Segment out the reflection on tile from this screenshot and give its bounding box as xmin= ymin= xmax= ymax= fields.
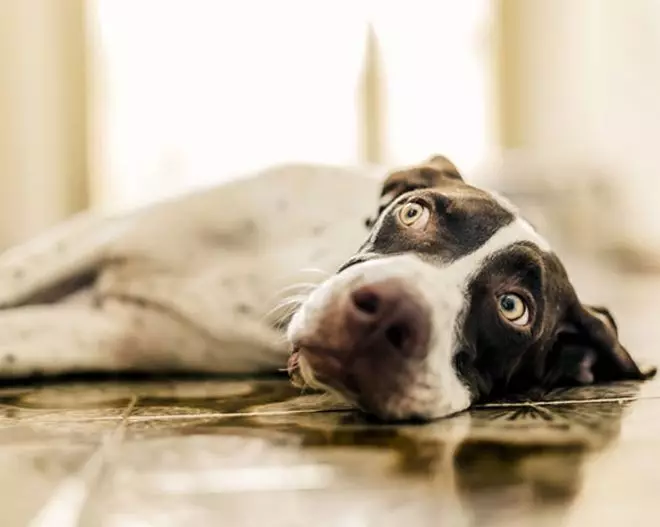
xmin=15 ymin=379 xmax=258 ymax=410
xmin=0 ymin=420 xmax=119 ymax=449
xmin=0 ymin=374 xmax=637 ymax=526
xmin=0 ymin=372 xmax=656 ymax=526
xmin=532 ymin=380 xmax=651 ymax=402
xmin=542 ymin=377 xmax=660 ymax=402
xmin=66 ymin=385 xmax=658 ymax=527
xmin=0 ymin=446 xmax=97 ymax=527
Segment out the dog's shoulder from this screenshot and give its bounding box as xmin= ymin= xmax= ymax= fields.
xmin=105 ymin=162 xmax=387 ymax=267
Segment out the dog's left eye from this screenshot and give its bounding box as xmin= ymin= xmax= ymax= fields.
xmin=398 ymin=202 xmax=430 ymax=228
xmin=497 ymin=293 xmax=529 ymax=326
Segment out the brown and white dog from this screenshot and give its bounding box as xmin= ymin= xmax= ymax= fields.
xmin=0 ymin=155 xmax=654 ymax=421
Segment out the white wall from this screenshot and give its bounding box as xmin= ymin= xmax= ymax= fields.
xmin=87 ymin=0 xmax=370 ymax=212
xmin=500 ymin=0 xmax=660 ymax=248
xmin=372 ymin=1 xmax=497 ymax=176
xmin=88 ymin=0 xmax=496 ymax=212
xmin=0 ymin=0 xmax=87 ymax=247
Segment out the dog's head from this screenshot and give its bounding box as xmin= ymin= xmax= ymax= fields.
xmin=287 ymin=155 xmax=656 ymax=421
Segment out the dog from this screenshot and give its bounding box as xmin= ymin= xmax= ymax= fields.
xmin=0 ymin=155 xmax=654 ymax=421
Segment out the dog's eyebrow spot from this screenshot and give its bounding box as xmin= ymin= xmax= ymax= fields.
xmin=3 ymin=354 xmax=15 ymax=364
xmin=201 ymin=220 xmax=258 ymax=249
xmin=11 ymin=268 xmax=24 ymax=280
xmin=312 ymin=225 xmax=326 ymax=236
xmin=235 ymin=303 xmax=252 ymax=315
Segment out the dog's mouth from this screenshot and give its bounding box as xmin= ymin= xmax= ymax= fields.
xmin=287 ymin=348 xmax=305 ymax=387
xmin=287 ymin=346 xmax=350 ymax=393
xmin=288 ymin=344 xmax=372 ymax=419
xmin=288 ymin=342 xmax=431 ymax=422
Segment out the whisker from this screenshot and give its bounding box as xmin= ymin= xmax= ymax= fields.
xmin=272 ymin=282 xmax=318 ymax=297
xmin=297 ymin=267 xmax=330 ymax=277
xmin=262 ymin=282 xmax=318 ymax=311
xmin=270 ymin=310 xmax=300 ymax=332
xmin=271 ymin=332 xmax=291 ymax=344
xmin=276 ymin=267 xmax=330 ymax=286
xmin=263 ymin=296 xmax=312 ymax=331
xmin=262 ymin=295 xmax=307 ymax=321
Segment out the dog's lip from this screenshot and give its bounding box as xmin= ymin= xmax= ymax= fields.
xmin=290 ymin=344 xmax=424 ymax=421
xmin=297 ymin=344 xmax=344 ymax=370
xmin=290 ymin=343 xmax=347 ymax=384
xmin=295 ymin=345 xmax=362 ymax=402
xmin=287 ymin=349 xmax=307 ymax=387
xmin=287 ymin=344 xmax=343 ymax=371
xmin=287 ymin=349 xmax=301 ymax=374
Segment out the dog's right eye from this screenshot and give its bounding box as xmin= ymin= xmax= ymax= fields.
xmin=398 ymin=202 xmax=430 ymax=229
xmin=497 ymin=293 xmax=530 ymax=326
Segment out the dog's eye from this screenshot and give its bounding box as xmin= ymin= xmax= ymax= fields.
xmin=497 ymin=293 xmax=529 ymax=326
xmin=398 ymin=202 xmax=430 ymax=228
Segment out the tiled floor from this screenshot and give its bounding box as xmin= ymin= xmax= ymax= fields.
xmin=3 ymin=375 xmax=660 ymax=527
xmin=4 ymin=262 xmax=660 ymax=527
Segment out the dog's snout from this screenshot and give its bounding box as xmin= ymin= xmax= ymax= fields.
xmin=287 ymin=256 xmax=469 ymax=421
xmin=346 ymin=279 xmax=430 ymax=357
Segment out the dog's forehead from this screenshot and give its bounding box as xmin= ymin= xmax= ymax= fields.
xmin=362 ymin=182 xmax=549 ymax=268
xmin=435 ymin=217 xmax=552 ymax=283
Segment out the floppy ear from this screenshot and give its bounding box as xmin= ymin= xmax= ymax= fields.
xmin=365 ymin=155 xmax=463 ymax=228
xmin=546 ymin=302 xmax=656 ymax=387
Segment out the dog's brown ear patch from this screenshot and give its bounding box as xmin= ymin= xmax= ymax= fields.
xmin=546 ymin=303 xmax=657 ymax=388
xmin=426 ymin=155 xmax=462 ymax=179
xmin=366 ymin=154 xmax=463 ymax=228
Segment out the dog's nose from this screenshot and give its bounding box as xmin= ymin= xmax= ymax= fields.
xmin=346 ymin=279 xmax=430 ymax=358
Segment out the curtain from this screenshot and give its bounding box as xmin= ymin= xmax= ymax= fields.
xmin=0 ymin=0 xmax=88 ymax=248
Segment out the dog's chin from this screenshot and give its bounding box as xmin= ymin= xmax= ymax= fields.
xmin=287 ymin=347 xmax=455 ymax=422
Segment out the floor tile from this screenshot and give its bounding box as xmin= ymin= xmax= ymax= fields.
xmin=42 ymin=380 xmax=655 ymax=526
xmin=1 ymin=445 xmax=98 ymax=527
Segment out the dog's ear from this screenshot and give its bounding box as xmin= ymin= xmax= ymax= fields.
xmin=366 ymin=155 xmax=463 ymax=228
xmin=546 ymin=302 xmax=656 ymax=387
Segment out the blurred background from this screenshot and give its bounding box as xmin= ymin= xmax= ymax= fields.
xmin=1 ymin=0 xmax=660 ymax=269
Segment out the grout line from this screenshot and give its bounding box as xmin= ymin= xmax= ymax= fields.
xmin=2 ymin=416 xmax=123 ymax=423
xmin=126 ymin=406 xmax=352 ymax=422
xmin=27 ymin=396 xmax=138 ymax=527
xmin=0 ymin=406 xmax=350 ymax=426
xmin=8 ymin=393 xmax=660 ymax=429
xmin=478 ymin=394 xmax=660 ymax=408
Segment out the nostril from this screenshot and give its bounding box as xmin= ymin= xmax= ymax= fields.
xmin=385 ymin=323 xmax=410 ymax=350
xmin=351 ymin=288 xmax=381 ymax=316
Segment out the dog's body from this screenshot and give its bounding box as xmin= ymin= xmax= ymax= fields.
xmin=0 ymin=158 xmax=653 ymax=421
xmin=0 ymin=163 xmax=386 ymax=376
